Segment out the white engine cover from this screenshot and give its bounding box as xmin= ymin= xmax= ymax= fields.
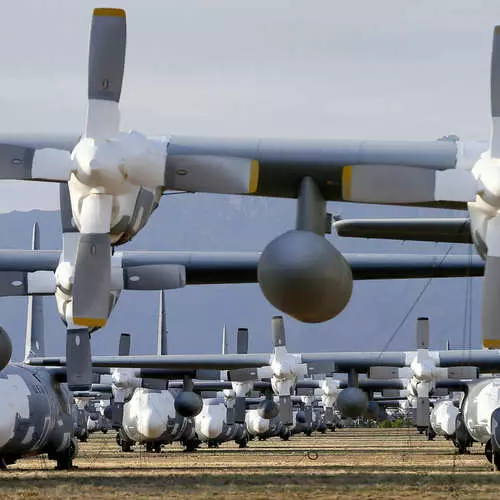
xmin=194 ymin=401 xmax=226 ymax=440
xmin=430 ymin=400 xmax=458 ymax=437
xmin=122 ymin=388 xmax=176 ymax=442
xmin=245 ymin=409 xmax=270 ymax=436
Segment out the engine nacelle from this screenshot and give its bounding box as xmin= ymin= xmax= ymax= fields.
xmin=258 ymin=230 xmax=353 ymax=323
xmin=336 ymin=387 xmax=369 ymax=418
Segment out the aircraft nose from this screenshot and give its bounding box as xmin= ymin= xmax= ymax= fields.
xmin=200 ymin=417 xmax=223 ymax=439
xmin=253 ymin=416 xmax=269 ymax=434
xmin=137 ymin=407 xmax=167 ymax=439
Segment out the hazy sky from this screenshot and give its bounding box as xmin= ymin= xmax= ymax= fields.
xmin=0 ymin=1 xmax=498 ymax=357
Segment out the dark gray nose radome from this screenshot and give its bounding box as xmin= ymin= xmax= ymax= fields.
xmin=258 ymin=230 xmax=353 ymax=323
xmin=257 ymin=399 xmax=280 ymax=420
xmin=0 ymin=326 xmax=12 ymax=371
xmin=174 ymin=391 xmax=203 ymax=418
xmin=295 ymin=411 xmax=307 ymax=424
xmin=336 ymin=387 xmax=369 ymax=418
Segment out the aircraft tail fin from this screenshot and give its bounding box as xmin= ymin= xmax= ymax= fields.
xmin=25 ymin=222 xmax=45 ymax=360
xmin=157 ymin=290 xmax=167 ymax=355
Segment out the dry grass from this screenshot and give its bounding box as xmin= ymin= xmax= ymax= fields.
xmin=2 ymin=427 xmax=500 ymax=499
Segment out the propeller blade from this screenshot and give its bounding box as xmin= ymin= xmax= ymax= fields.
xmin=491 ymin=26 xmax=500 ymax=156
xmin=483 ymin=216 xmax=500 ymax=348
xmin=234 ymin=396 xmax=246 ymax=424
xmin=72 ymin=233 xmax=111 ymax=327
xmin=118 ymin=333 xmax=131 ymax=357
xmin=237 ymin=328 xmax=248 ymax=355
xmin=278 ymin=394 xmax=293 ymax=425
xmin=272 ymin=316 xmax=286 ymax=347
xmin=86 ymin=7 xmax=126 ymax=139
xmin=66 ymin=327 xmax=92 ymax=391
xmin=416 ymin=396 xmax=430 ymax=430
xmin=416 ymin=317 xmax=430 ymax=349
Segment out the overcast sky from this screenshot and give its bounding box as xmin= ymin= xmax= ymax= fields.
xmin=0 ymin=1 xmax=498 ymax=357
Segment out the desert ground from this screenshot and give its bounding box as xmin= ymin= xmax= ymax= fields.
xmin=2 ymin=427 xmax=500 ymax=499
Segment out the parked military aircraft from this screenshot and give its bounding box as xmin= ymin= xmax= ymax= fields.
xmin=0 ymin=225 xmax=77 ymax=469
xmin=0 ymin=7 xmax=492 ymax=390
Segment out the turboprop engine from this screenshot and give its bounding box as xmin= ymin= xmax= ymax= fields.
xmin=258 ymin=177 xmax=353 ymax=323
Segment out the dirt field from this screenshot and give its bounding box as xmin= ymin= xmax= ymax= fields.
xmin=2 ymin=427 xmax=500 ymax=499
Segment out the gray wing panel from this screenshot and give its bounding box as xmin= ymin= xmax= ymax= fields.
xmin=438 ymin=350 xmax=500 ymax=371
xmin=301 ymin=352 xmax=407 ymax=371
xmin=348 ymin=254 xmax=484 ymax=280
xmin=121 ymin=251 xmax=484 ymax=283
xmin=27 ymin=353 xmax=270 ymax=370
xmin=0 ymin=251 xmax=59 ymax=271
xmin=0 ymin=134 xmax=78 ymax=151
xmin=168 ymin=136 xmax=458 ymax=169
xmin=358 ymin=379 xmax=407 ymax=390
xmin=335 ymin=218 xmax=472 ymax=244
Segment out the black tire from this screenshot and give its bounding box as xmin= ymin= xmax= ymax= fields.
xmin=54 ymin=438 xmax=78 ymax=470
xmin=494 ymin=451 xmax=500 ymax=472
xmin=486 ymin=440 xmax=493 ymax=463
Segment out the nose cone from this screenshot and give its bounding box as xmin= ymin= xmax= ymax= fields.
xmin=336 ymin=388 xmax=368 ymax=418
xmin=138 ymin=407 xmax=167 ymax=439
xmin=248 ymin=412 xmax=269 ymax=435
xmin=0 ymin=327 xmax=12 ymax=371
xmin=199 ymin=417 xmax=223 ymax=439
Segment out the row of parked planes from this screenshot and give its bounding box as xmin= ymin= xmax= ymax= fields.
xmin=1 ymin=270 xmax=500 ymax=471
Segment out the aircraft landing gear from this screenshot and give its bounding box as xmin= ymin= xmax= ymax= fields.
xmin=54 ymin=438 xmax=78 ymax=470
xmin=116 ymin=429 xmax=134 ymax=452
xmin=485 ymin=440 xmax=500 ymax=471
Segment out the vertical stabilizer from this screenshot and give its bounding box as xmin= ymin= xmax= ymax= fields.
xmin=25 ymin=223 xmax=45 ymax=359
xmin=157 ymin=290 xmax=167 ymax=355
xmin=222 ymin=324 xmax=228 ymax=354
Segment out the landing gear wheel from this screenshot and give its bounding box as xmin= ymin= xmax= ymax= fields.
xmin=486 ymin=440 xmax=493 ymax=463
xmin=494 ymin=452 xmax=500 ymax=472
xmin=237 ymin=437 xmax=249 ymax=449
xmin=54 ymin=438 xmax=78 ymax=470
xmin=182 ymin=439 xmax=199 ymax=452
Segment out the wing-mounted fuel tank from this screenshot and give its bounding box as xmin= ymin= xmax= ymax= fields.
xmin=258 ymin=177 xmax=352 ymax=323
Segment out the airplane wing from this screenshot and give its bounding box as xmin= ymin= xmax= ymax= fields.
xmin=0 ymin=134 xmax=461 ymax=196
xmin=0 ymin=250 xmax=484 ymax=296
xmin=334 ymin=218 xmax=473 ymax=244
xmin=437 ymin=350 xmax=500 ymax=372
xmin=26 ymin=353 xmax=271 ymax=370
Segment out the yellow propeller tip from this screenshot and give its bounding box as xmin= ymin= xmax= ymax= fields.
xmin=73 ymin=317 xmax=107 ymax=328
xmin=93 ymin=8 xmax=126 ymax=17
xmin=483 ymin=340 xmax=500 ymax=349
